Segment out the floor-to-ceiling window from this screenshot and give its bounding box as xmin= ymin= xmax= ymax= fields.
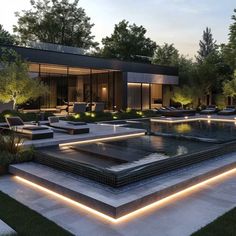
xmin=127 ymin=83 xmax=141 ymax=110
xmin=28 ymin=63 xmax=120 ymax=110
xmin=127 ymin=82 xmax=163 ymax=110
xmin=151 ymin=84 xmax=162 ymax=109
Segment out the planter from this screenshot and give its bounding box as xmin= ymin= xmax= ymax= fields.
xmin=0 ymin=165 xmax=8 ymax=175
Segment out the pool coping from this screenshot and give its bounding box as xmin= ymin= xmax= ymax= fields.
xmin=9 ymin=152 xmax=236 ymax=219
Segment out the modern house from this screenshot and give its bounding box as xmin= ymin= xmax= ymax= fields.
xmin=0 ymin=44 xmax=178 ymax=111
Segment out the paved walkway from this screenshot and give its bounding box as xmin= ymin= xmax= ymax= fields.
xmin=0 ymin=219 xmax=16 ymax=235
xmin=0 ymin=171 xmax=235 ymax=236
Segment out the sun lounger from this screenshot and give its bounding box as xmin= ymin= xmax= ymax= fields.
xmin=200 ymin=105 xmax=218 ymax=114
xmin=69 ymin=102 xmax=87 ymax=113
xmin=156 ymin=107 xmax=196 ymax=117
xmin=92 ymin=103 xmax=105 ymax=112
xmin=48 ymin=116 xmax=89 ymax=135
xmin=6 ymin=116 xmax=53 ymax=140
xmin=218 ymin=106 xmax=236 ymax=115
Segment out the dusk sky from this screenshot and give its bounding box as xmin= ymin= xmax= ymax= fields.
xmin=0 ymin=0 xmax=235 ymax=58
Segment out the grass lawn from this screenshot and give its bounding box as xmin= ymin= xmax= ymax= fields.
xmin=0 ymin=191 xmax=73 ymax=236
xmin=192 ymin=207 xmax=236 ymax=236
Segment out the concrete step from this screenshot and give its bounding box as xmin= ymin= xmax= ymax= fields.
xmin=9 ymin=155 xmax=236 ymax=220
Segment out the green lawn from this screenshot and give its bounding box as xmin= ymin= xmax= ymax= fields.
xmin=192 ymin=207 xmax=236 ymax=236
xmin=0 ymin=191 xmax=73 ymax=236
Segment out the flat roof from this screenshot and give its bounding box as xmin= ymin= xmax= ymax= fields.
xmin=0 ymin=45 xmax=178 ymax=76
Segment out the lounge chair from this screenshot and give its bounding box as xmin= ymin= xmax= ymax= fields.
xmin=200 ymin=105 xmax=218 ymax=115
xmin=69 ymin=102 xmax=87 ymax=113
xmin=5 ymin=116 xmax=53 ymax=140
xmin=48 ymin=116 xmax=89 ymax=135
xmin=218 ymin=106 xmax=236 ymax=115
xmin=156 ymin=107 xmax=196 ymax=117
xmin=92 ymin=103 xmax=105 ymax=112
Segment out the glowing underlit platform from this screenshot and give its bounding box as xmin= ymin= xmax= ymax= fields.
xmin=22 ymin=123 xmax=146 ymax=148
xmin=9 ymin=152 xmax=236 ymax=220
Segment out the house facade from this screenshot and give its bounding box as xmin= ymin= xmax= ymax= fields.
xmin=0 ymin=44 xmax=179 ymax=111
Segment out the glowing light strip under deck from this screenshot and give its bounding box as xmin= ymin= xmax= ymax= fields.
xmin=59 ymin=132 xmax=146 ymax=147
xmin=150 ymin=117 xmax=236 ymax=123
xmin=14 ymin=167 xmax=236 ymax=224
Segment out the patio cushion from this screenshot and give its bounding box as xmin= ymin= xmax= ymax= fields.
xmin=48 ymin=116 xmax=59 ymax=123
xmin=6 ymin=117 xmax=24 ymax=127
xmin=22 ymin=126 xmax=49 ymax=131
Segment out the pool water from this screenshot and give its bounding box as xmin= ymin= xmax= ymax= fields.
xmin=150 ymin=121 xmax=236 ymax=143
xmin=37 ymin=119 xmax=236 ymax=186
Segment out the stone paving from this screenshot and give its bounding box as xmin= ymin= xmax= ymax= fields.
xmin=22 ymin=123 xmax=145 ymax=148
xmin=1 ymin=157 xmax=236 ymax=235
xmin=0 ymin=220 xmax=16 ymax=235
xmin=8 ymin=152 xmax=236 ymax=218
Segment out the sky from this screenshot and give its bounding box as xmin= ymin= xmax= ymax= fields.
xmin=0 ymin=0 xmax=235 ymax=58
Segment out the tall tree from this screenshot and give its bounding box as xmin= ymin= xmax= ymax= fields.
xmin=13 ymin=0 xmax=98 ymax=49
xmin=196 ymin=27 xmax=217 ymax=63
xmin=222 ymin=9 xmax=236 ymax=70
xmin=0 ymin=24 xmax=15 ymax=45
xmin=152 ymin=43 xmax=179 ymax=66
xmin=99 ymin=20 xmax=157 ymax=62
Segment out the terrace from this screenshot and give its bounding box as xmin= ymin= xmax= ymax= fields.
xmin=1 ymin=107 xmax=236 ymax=235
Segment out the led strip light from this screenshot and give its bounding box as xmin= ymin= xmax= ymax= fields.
xmin=151 ymin=117 xmax=236 ymax=124
xmin=59 ymin=132 xmax=146 ymax=147
xmin=14 ymin=167 xmax=236 ymax=224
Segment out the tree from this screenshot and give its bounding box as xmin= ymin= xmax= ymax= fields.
xmin=172 ymin=86 xmax=193 ymax=108
xmin=152 ymin=43 xmax=179 ymax=66
xmin=0 ymin=24 xmax=15 ymax=45
xmin=223 ymin=73 xmax=236 ymax=99
xmin=196 ymin=27 xmax=217 ymax=63
xmin=222 ymin=9 xmax=236 ymax=70
xmin=13 ymin=0 xmax=98 ymax=50
xmin=99 ymin=20 xmax=157 ymax=62
xmin=0 ymin=56 xmax=48 ymax=110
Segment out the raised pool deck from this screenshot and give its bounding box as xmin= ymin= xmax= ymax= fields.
xmin=21 ymin=123 xmax=146 ymax=148
xmin=2 ymin=152 xmax=236 ymax=236
xmin=8 ymin=152 xmax=236 ymax=219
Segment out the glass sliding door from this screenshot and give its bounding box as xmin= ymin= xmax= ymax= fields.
xmin=127 ymin=83 xmax=141 ymax=110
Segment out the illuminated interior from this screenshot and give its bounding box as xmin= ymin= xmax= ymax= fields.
xmin=28 ymin=63 xmax=122 ymax=110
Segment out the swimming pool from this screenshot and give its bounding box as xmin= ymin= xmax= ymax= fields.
xmin=36 ymin=118 xmax=236 ymax=187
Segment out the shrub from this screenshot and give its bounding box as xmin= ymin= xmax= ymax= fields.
xmin=0 ymin=131 xmax=23 ymax=154
xmin=0 ymin=151 xmax=15 ymax=166
xmin=0 ymin=110 xmax=54 ymax=122
xmin=0 ymin=131 xmax=34 ymax=167
xmin=15 ymin=148 xmax=34 ymax=163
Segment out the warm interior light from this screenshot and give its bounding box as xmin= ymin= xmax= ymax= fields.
xmin=184 ymin=116 xmax=188 ymax=119
xmin=14 ymin=168 xmax=236 ymax=224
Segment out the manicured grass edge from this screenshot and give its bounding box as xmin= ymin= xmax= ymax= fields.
xmin=0 ymin=191 xmax=73 ymax=236
xmin=192 ymin=207 xmax=236 ymax=236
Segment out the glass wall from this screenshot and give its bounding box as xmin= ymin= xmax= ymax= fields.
xmin=128 ymin=83 xmax=163 ymax=110
xmin=127 ymin=83 xmax=141 ymax=110
xmin=28 ymin=63 xmax=122 ymax=110
xmin=151 ymin=84 xmax=162 ymax=109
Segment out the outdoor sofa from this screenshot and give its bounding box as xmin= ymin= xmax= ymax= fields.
xmin=48 ymin=116 xmax=89 ymax=135
xmin=218 ymin=106 xmax=236 ymax=115
xmin=156 ymin=107 xmax=196 ymax=117
xmin=5 ymin=116 xmax=54 ymax=140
